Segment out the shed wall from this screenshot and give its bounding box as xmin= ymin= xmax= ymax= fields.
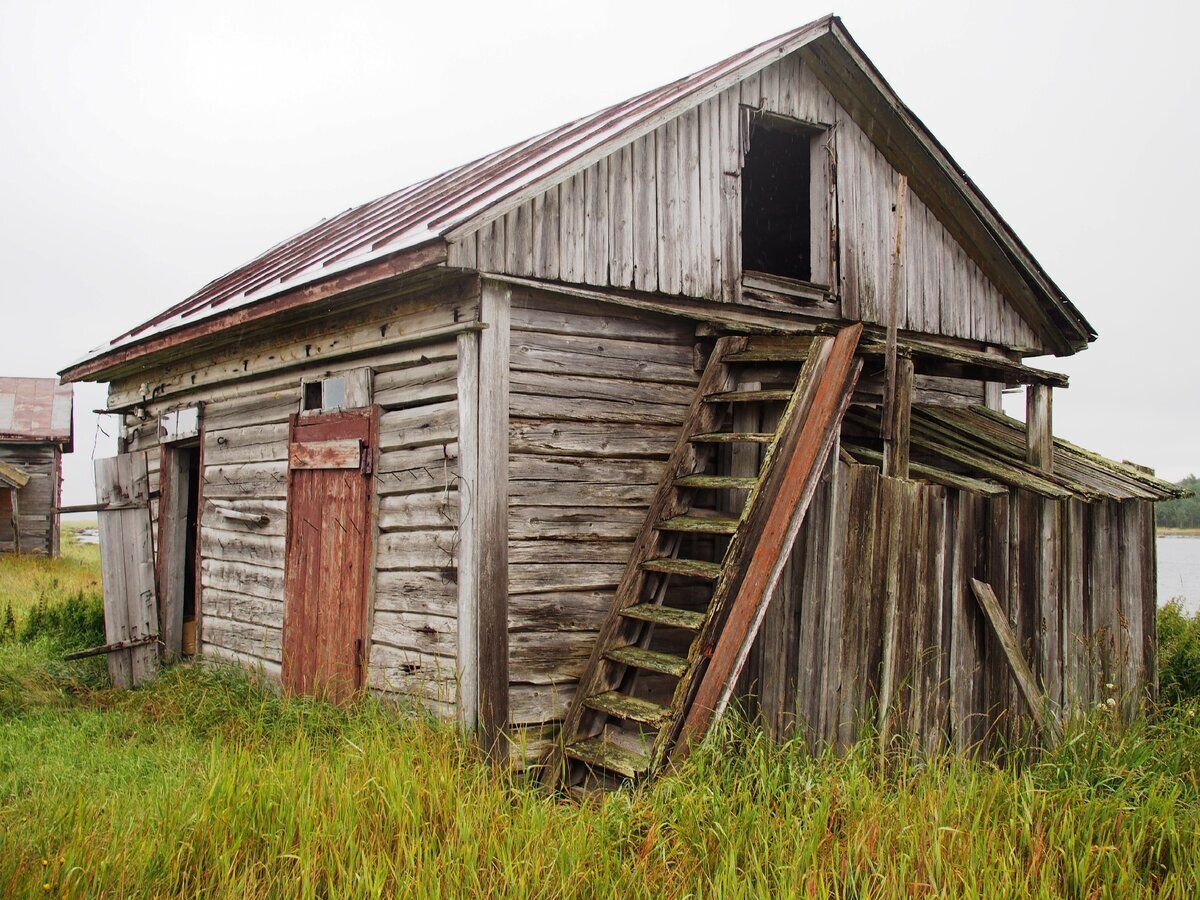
xmin=0 ymin=441 xmax=60 ymax=555
xmin=448 ymin=51 xmax=1046 ymax=354
xmin=112 ymin=279 xmax=478 ymax=714
xmin=503 ymin=285 xmax=702 ymax=761
xmin=739 ymin=461 xmax=1158 ymax=750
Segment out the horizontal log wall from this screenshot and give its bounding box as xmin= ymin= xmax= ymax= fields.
xmin=448 ymin=51 xmax=1045 ymax=353
xmin=111 ymin=283 xmax=477 ymax=713
xmin=0 ymin=441 xmax=59 ymax=555
xmin=741 ymin=461 xmax=1158 ymax=751
xmin=505 ymin=286 xmax=701 ymax=764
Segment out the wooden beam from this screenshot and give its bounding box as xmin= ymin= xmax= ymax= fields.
xmin=1026 ymin=384 xmax=1053 ymax=473
xmin=882 ymin=356 xmax=913 ymax=479
xmin=970 ymin=577 xmax=1061 ymax=745
xmin=881 ymin=175 xmax=908 ymax=440
xmin=157 ymin=444 xmax=190 ymax=662
xmin=476 ymin=279 xmax=511 ymax=762
xmin=456 ymin=329 xmax=480 ymax=733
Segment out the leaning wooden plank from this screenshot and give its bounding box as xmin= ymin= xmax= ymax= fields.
xmin=671 ymin=323 xmax=864 ymax=763
xmin=969 ymin=578 xmax=1062 ymax=746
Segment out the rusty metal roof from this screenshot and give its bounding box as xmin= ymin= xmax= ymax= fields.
xmin=62 ymin=14 xmax=1094 ymax=381
xmin=0 ymin=377 xmax=74 ymax=447
xmin=64 ymin=18 xmax=836 ymax=375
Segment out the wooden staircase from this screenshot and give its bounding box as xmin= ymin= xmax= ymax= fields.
xmin=542 ymin=324 xmax=864 ymax=794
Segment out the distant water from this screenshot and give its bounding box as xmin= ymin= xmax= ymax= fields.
xmin=1159 ymin=535 xmax=1200 ymax=614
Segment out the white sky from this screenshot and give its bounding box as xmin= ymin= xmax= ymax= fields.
xmin=1 ymin=0 xmax=1197 ymax=506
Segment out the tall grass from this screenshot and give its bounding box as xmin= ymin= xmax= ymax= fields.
xmin=2 ymin=540 xmax=1199 ymax=895
xmin=2 ymin=663 xmax=1198 ymax=897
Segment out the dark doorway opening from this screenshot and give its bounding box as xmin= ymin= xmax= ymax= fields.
xmin=741 ymin=117 xmax=814 ymax=283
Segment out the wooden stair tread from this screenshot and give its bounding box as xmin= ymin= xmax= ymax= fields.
xmin=641 ymin=557 xmax=723 ymax=579
xmin=690 ymin=431 xmax=775 ymax=444
xmin=704 ymin=389 xmax=793 ymax=403
xmin=723 ymin=348 xmax=809 ymax=363
xmin=583 ymin=691 xmax=672 ymax=726
xmin=563 ymin=736 xmax=650 ymax=778
xmin=675 ymin=474 xmax=757 ymax=490
xmin=619 ymin=603 xmax=707 ymax=630
xmin=605 ymin=645 xmax=690 ymax=677
xmin=656 ymin=514 xmax=740 ymax=534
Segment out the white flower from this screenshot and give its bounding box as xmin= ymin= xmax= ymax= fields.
xmin=1105 ymin=683 xmax=1117 ymax=692
xmin=1096 ymin=703 xmax=1107 ymax=712
xmin=1106 ymin=697 xmax=1117 ymax=708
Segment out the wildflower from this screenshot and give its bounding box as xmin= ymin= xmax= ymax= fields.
xmin=1105 ymin=683 xmax=1117 ymax=692
xmin=41 ymin=860 xmax=48 ymax=867
xmin=1096 ymin=703 xmax=1107 ymax=712
xmin=1106 ymin=697 xmax=1117 ymax=708
xmin=42 ymin=884 xmax=50 ymax=892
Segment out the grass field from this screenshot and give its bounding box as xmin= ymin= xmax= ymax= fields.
xmin=2 ymin=535 xmax=1199 ymax=896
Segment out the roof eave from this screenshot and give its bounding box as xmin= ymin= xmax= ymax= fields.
xmin=825 ymin=18 xmax=1096 ymax=354
xmin=59 ymin=240 xmax=448 ymax=384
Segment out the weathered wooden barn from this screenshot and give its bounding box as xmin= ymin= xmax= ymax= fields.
xmin=0 ymin=377 xmax=73 ymax=556
xmin=60 ymin=16 xmax=1183 ymax=787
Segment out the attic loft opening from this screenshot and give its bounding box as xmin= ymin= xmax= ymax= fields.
xmin=741 ymin=113 xmax=819 ymax=285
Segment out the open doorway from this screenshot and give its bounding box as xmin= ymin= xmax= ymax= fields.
xmin=159 ymin=442 xmax=201 ymax=660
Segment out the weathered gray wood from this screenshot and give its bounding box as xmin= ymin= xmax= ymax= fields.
xmin=882 ymin=356 xmax=912 ymax=479
xmin=970 ymin=578 xmax=1061 ymax=745
xmin=456 ymin=328 xmax=479 ymax=730
xmin=631 ymin=131 xmax=659 ymax=293
xmin=608 ymin=143 xmax=635 ymax=289
xmin=95 ymin=452 xmax=159 ymax=688
xmin=157 ymin=444 xmax=191 ymax=661
xmin=656 ymin=118 xmax=682 ymax=295
xmin=1026 ymin=384 xmax=1053 ymax=472
xmin=584 ymin=158 xmax=609 ymax=287
xmin=477 ymin=280 xmax=510 ymax=759
xmin=881 ymin=175 xmax=909 ymax=439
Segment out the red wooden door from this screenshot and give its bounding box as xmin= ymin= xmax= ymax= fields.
xmin=282 ymin=410 xmax=374 ymax=701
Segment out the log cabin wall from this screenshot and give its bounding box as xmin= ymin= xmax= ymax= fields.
xmin=0 ymin=441 xmax=60 ymax=555
xmin=503 ymin=284 xmax=703 ymax=763
xmin=447 ymin=51 xmax=1047 ymax=354
xmin=738 ymin=459 xmax=1158 ymax=752
xmin=110 ymin=276 xmax=480 ymax=715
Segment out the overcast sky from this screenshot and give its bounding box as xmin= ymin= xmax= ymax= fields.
xmin=1 ymin=0 xmax=1197 ymax=505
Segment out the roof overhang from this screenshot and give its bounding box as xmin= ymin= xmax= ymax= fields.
xmin=59 ymin=240 xmax=447 ymax=384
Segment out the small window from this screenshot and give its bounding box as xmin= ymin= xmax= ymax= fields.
xmin=300 ymin=368 xmax=372 ymax=416
xmin=741 ymin=115 xmax=820 ymax=284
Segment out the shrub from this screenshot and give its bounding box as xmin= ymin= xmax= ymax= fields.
xmin=16 ymin=589 xmax=105 ymax=653
xmin=1158 ymin=600 xmax=1200 ymax=703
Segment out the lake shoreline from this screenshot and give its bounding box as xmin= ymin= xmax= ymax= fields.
xmin=1159 ymin=528 xmax=1200 ymax=537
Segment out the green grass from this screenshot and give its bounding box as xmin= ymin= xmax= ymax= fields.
xmin=2 ymin=540 xmax=1200 ymax=896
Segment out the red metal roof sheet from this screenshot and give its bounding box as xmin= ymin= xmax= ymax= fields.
xmin=68 ymin=18 xmax=834 ymax=370
xmin=0 ymin=377 xmax=73 ymax=445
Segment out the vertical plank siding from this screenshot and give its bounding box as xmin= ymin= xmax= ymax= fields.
xmin=739 ymin=460 xmax=1160 ymax=752
xmin=448 ymin=49 xmax=1047 ymax=353
xmin=505 ymin=286 xmax=701 ymax=761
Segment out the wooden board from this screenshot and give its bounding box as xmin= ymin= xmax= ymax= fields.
xmin=281 ymin=410 xmax=374 ymax=702
xmin=94 ymin=452 xmax=159 ymax=688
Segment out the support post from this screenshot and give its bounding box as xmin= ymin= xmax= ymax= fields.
xmin=157 ymin=445 xmax=190 ymax=661
xmin=881 ymin=175 xmax=908 ymax=441
xmin=1026 ymin=384 xmax=1053 ymax=473
xmin=476 ymin=279 xmax=511 ymax=763
xmin=11 ymin=490 xmax=20 ymax=555
xmin=882 ymin=355 xmax=913 ymax=479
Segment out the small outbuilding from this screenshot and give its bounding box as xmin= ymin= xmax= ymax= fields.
xmin=0 ymin=377 xmax=74 ymax=556
xmin=60 ymin=16 xmax=1185 ymax=789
